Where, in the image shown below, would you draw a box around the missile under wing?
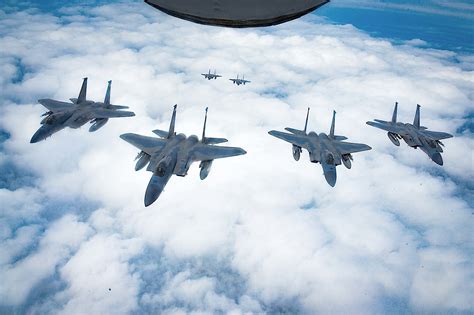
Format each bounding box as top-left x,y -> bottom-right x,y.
145,0 -> 330,28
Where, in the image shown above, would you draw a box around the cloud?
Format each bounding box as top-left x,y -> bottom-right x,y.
0,1 -> 473,314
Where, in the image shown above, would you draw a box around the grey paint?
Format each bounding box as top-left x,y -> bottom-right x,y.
30,78 -> 135,143
229,75 -> 251,86
269,108 -> 371,187
144,0 -> 330,28
366,102 -> 453,165
120,105 -> 246,206
202,69 -> 222,80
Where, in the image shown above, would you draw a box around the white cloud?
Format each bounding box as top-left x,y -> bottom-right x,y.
0,2 -> 472,314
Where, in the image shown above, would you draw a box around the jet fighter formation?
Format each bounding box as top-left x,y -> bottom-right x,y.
201,70 -> 251,86
30,78 -> 135,143
269,108 -> 372,186
120,105 -> 246,206
229,75 -> 251,86
201,70 -> 222,80
29,73 -> 454,206
367,103 -> 453,165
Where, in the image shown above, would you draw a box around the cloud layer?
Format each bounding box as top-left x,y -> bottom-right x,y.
0,2 -> 473,314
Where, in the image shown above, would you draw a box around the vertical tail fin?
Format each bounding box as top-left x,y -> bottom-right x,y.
329,110 -> 336,138
391,102 -> 398,123
214,70 -> 216,75
209,69 -> 211,75
413,104 -> 421,129
168,104 -> 177,138
304,107 -> 310,133
77,77 -> 88,104
104,80 -> 112,105
202,107 -> 208,141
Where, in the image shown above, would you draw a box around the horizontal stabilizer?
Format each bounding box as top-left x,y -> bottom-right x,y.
93,109 -> 135,118
204,137 -> 228,145
107,104 -> 129,110
420,130 -> 453,141
152,129 -> 169,138
333,135 -> 348,141
285,127 -> 306,135
374,119 -> 390,124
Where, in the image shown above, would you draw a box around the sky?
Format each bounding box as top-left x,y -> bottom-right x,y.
0,0 -> 473,314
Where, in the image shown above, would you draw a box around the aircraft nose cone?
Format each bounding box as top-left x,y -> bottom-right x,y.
431,152 -> 444,166
30,129 -> 46,143
324,171 -> 337,187
144,175 -> 165,207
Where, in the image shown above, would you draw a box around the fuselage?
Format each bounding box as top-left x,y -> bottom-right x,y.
387,122 -> 445,165
146,133 -> 200,177
290,132 -> 347,187
31,102 -> 111,143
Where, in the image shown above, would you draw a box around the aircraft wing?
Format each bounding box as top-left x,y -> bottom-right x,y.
92,109 -> 136,118
420,130 -> 453,140
366,121 -> 403,134
268,130 -> 310,149
120,133 -> 167,155
333,141 -> 372,155
191,144 -> 246,161
37,99 -> 73,112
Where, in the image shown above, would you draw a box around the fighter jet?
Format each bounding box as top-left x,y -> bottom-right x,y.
30,78 -> 135,143
120,105 -> 247,206
201,69 -> 222,80
229,75 -> 251,86
268,108 -> 372,187
144,0 -> 330,28
366,103 -> 453,165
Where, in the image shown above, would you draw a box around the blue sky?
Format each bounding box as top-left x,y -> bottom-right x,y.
0,1 -> 473,314
320,1 -> 474,54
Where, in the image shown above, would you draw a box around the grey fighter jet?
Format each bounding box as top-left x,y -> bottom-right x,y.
269,108 -> 372,187
120,105 -> 247,206
202,69 -> 222,80
144,0 -> 330,28
30,78 -> 135,143
366,103 -> 453,165
229,75 -> 251,86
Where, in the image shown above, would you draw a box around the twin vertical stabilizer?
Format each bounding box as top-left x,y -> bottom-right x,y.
77,77 -> 88,104
392,102 -> 398,123
414,104 -> 421,129
104,80 -> 112,105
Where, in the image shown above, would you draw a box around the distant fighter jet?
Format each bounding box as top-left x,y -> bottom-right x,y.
201,69 -> 222,80
144,0 -> 330,28
229,75 -> 251,86
366,103 -> 453,165
30,78 -> 135,143
120,105 -> 247,206
269,108 -> 372,187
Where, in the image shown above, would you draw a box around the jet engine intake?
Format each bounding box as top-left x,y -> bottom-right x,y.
387,132 -> 400,146
292,145 -> 302,161
199,160 -> 213,180
89,118 -> 109,132
342,154 -> 352,169
41,113 -> 57,125
135,151 -> 151,171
